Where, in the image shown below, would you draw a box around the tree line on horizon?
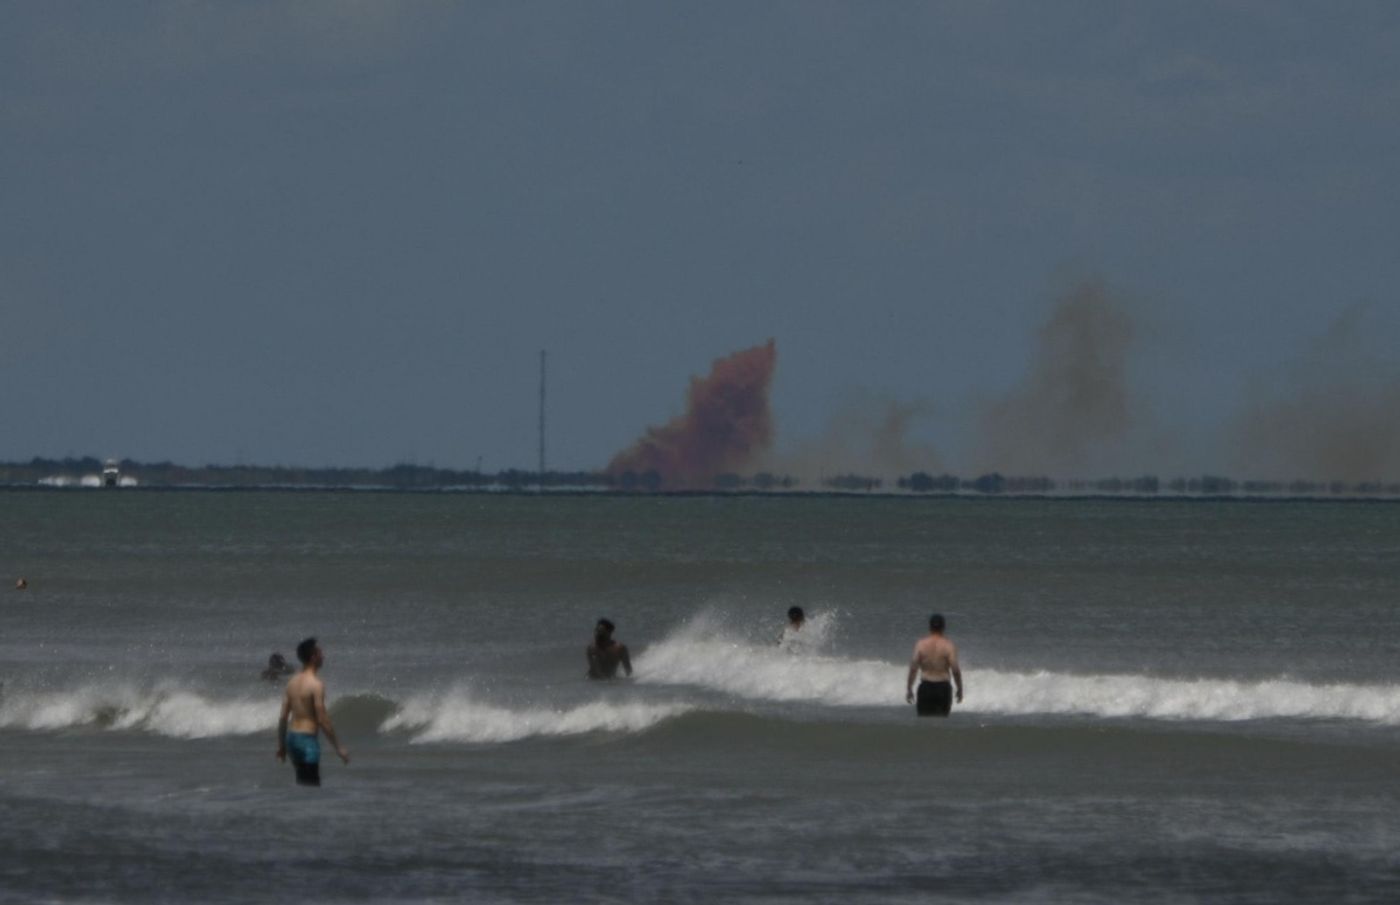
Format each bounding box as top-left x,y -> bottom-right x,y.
3,457 -> 1400,497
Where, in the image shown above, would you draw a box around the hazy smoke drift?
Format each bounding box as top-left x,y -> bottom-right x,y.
608,340 -> 777,487
765,391 -> 944,481
978,280 -> 1135,476
1231,305 -> 1400,481
868,398 -> 943,475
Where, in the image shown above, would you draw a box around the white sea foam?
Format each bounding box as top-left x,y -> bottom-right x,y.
634,617 -> 1400,725
972,670 -> 1400,724
638,638 -> 896,707
381,690 -> 692,744
776,609 -> 840,655
0,682 -> 691,744
0,685 -> 272,738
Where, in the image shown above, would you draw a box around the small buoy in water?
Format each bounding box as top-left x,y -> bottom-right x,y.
14,578 -> 27,590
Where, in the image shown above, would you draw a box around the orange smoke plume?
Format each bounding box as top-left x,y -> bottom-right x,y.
607,340 -> 777,488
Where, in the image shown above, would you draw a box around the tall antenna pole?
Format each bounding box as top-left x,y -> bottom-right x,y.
537,349 -> 547,486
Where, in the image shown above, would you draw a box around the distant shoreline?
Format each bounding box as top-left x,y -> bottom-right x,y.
4,457 -> 1397,501
3,483 -> 1399,504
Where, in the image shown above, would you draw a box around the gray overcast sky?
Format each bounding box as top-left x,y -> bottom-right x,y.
4,1 -> 1399,475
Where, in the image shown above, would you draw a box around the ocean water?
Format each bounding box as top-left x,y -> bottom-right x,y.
1,491 -> 1398,903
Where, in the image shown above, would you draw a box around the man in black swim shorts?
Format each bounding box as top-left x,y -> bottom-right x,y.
905,613 -> 963,717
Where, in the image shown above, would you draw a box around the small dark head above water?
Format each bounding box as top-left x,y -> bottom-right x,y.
261,651 -> 295,682
929,613 -> 946,633
587,619 -> 632,680
787,606 -> 805,627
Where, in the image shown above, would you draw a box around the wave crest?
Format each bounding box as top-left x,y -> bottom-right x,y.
381,691 -> 692,744
634,619 -> 1400,724
975,670 -> 1400,723
0,685 -> 272,738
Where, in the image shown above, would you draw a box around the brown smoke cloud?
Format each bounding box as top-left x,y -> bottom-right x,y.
607,340 -> 777,487
1229,305 -> 1400,481
976,279 -> 1137,476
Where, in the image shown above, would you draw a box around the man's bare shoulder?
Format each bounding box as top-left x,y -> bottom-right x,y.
916,635 -> 956,656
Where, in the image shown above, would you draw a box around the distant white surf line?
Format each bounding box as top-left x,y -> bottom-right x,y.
6,668 -> 1396,743
381,691 -> 693,744
0,685 -> 271,739
975,670 -> 1400,723
0,684 -> 695,744
634,636 -> 1400,725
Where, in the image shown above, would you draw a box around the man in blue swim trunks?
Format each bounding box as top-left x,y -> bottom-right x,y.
276,637 -> 350,786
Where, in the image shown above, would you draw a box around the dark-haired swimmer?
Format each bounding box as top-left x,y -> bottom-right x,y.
586,619 -> 632,679
905,613 -> 963,717
276,637 -> 349,786
260,652 -> 295,682
778,606 -> 805,650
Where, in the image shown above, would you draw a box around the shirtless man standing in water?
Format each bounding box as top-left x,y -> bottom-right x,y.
905,613 -> 964,717
586,619 -> 633,679
276,637 -> 349,786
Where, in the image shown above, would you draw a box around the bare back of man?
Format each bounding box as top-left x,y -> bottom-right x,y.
912,635 -> 957,682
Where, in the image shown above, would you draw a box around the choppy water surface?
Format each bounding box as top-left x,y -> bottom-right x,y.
1,491 -> 1398,903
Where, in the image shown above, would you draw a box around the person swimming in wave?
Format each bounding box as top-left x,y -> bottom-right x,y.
905,613 -> 963,717
276,637 -> 349,786
586,618 -> 633,679
14,578 -> 27,591
261,652 -> 295,682
777,606 -> 806,652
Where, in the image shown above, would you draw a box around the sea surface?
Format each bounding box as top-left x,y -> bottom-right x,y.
1,490 -> 1398,903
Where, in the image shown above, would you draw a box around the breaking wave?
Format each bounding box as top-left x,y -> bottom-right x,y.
4,633 -> 1398,744
381,690 -> 693,744
0,687 -> 394,739
0,683 -> 693,744
0,685 -> 272,739
974,670 -> 1400,723
634,615 -> 1400,725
